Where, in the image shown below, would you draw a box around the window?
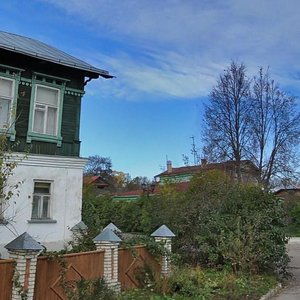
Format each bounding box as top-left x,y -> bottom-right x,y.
33,85 -> 59,136
0,77 -> 14,129
31,182 -> 51,219
27,75 -> 65,146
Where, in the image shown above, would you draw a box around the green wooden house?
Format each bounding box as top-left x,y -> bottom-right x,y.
0,31 -> 112,257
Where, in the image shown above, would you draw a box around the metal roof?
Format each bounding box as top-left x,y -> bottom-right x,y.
0,31 -> 112,78
93,228 -> 122,243
5,232 -> 44,251
151,225 -> 175,238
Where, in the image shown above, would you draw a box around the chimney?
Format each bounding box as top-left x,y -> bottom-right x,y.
201,158 -> 207,166
167,160 -> 172,173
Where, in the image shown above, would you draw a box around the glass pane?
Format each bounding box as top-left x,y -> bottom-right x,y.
33,108 -> 45,133
42,196 -> 49,218
0,78 -> 13,98
46,107 -> 57,135
32,196 -> 40,219
36,86 -> 58,106
34,182 -> 50,194
0,98 -> 10,127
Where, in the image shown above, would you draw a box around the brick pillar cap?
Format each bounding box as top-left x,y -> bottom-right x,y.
103,222 -> 122,233
71,221 -> 88,231
93,228 -> 122,242
5,232 -> 44,251
151,225 -> 175,238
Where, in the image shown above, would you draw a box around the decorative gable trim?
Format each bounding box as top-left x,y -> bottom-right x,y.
65,88 -> 85,97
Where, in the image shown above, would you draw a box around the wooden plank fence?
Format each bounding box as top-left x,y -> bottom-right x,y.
118,245 -> 161,290
0,259 -> 15,300
0,246 -> 161,300
33,250 -> 104,300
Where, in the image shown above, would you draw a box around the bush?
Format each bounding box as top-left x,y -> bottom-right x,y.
66,278 -> 117,300
171,171 -> 289,274
165,267 -> 277,299
81,170 -> 289,275
118,267 -> 277,300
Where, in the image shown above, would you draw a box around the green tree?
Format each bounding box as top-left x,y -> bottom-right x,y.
173,171 -> 288,274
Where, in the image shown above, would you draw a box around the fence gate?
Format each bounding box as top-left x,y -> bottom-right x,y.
118,245 -> 161,290
33,250 -> 104,300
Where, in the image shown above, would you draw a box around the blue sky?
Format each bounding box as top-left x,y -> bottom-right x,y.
1,0 -> 300,178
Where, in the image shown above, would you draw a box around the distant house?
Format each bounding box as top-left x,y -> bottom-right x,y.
274,187 -> 300,200
113,159 -> 259,201
83,175 -> 110,195
155,159 -> 259,186
0,31 -> 112,257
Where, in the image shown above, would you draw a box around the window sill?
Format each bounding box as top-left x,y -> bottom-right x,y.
28,219 -> 57,224
26,132 -> 62,147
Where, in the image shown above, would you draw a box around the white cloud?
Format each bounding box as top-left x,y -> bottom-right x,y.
41,0 -> 300,99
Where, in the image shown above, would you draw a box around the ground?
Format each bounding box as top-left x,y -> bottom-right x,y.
273,238 -> 300,299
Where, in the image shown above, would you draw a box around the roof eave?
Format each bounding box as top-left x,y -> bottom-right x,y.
0,45 -> 114,79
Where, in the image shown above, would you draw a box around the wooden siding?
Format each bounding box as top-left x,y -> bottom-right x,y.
0,259 -> 15,300
1,48 -> 85,157
13,92 -> 82,157
33,250 -> 104,300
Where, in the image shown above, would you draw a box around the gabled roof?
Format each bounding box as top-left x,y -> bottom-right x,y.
83,175 -> 109,187
274,187 -> 300,195
0,31 -> 112,78
156,160 -> 258,178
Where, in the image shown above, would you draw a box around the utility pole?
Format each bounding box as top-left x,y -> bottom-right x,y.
190,136 -> 198,165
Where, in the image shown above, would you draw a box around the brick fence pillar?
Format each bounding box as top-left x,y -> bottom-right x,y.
151,225 -> 175,277
5,232 -> 43,300
93,227 -> 122,292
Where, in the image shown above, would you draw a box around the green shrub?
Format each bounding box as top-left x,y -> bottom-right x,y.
66,278 -> 117,300
171,171 -> 289,274
81,170 -> 289,275
119,267 -> 277,300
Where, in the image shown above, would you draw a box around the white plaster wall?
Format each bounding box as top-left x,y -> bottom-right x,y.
0,153 -> 87,258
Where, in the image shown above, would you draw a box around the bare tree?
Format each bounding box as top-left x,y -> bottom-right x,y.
249,68 -> 300,187
203,61 -> 252,182
203,62 -> 300,187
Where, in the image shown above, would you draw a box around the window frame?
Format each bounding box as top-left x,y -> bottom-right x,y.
27,73 -> 66,147
31,180 -> 53,220
0,64 -> 23,141
32,84 -> 60,136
